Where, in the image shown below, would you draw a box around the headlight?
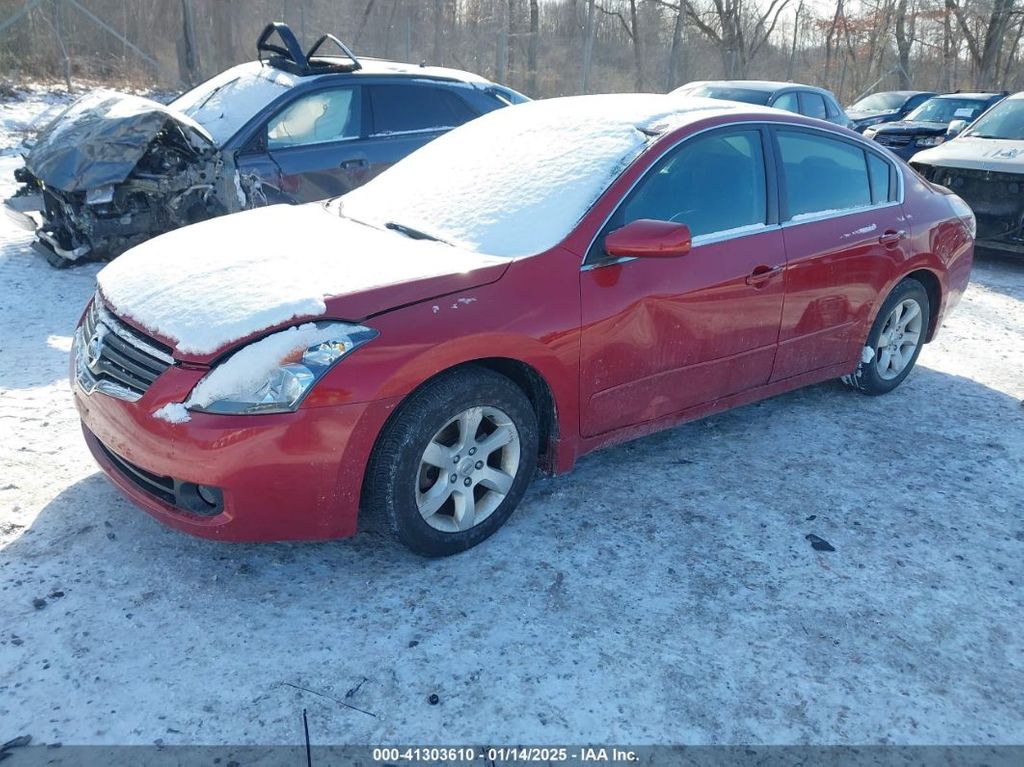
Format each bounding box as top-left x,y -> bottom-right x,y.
947,193 -> 977,239
916,136 -> 945,147
188,322 -> 377,415
864,128 -> 878,138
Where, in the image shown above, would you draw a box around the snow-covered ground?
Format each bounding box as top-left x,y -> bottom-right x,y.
0,89 -> 1022,747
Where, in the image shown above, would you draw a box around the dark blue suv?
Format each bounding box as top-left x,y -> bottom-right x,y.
862,92 -> 1006,160
6,23 -> 526,266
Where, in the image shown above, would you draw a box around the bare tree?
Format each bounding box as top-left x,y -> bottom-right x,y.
946,0 -> 1022,88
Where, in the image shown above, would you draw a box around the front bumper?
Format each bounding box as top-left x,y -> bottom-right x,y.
73,362 -> 397,542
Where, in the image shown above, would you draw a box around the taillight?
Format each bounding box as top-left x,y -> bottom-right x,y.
947,193 -> 976,239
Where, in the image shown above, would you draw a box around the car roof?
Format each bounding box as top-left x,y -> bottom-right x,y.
223,59 -> 495,90
691,80 -> 830,94
931,92 -> 1004,100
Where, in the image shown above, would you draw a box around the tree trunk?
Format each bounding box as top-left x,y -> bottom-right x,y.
527,0 -> 539,95
177,0 -> 200,87
581,0 -> 596,94
629,0 -> 644,91
665,2 -> 686,90
894,0 -> 912,89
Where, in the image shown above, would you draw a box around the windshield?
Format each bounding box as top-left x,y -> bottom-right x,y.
906,97 -> 990,124
850,93 -> 905,112
964,98 -> 1024,139
337,94 -> 724,258
170,65 -> 293,145
689,86 -> 771,106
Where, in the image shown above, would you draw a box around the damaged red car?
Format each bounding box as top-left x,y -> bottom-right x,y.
72,94 -> 974,556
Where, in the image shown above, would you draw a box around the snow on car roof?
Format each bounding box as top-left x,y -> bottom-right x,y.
339,94 -> 759,258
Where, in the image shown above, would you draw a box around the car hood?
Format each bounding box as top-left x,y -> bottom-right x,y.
872,120 -> 947,135
849,109 -> 897,121
25,90 -> 215,193
911,136 -> 1024,172
96,203 -> 511,363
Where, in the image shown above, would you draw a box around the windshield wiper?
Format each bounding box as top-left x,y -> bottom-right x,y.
385,221 -> 446,243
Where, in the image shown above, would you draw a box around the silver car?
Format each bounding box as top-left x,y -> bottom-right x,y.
672,80 -> 853,129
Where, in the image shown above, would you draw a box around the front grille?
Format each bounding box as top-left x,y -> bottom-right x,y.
876,134 -> 912,147
95,436 -> 224,517
76,296 -> 174,401
917,165 -> 1024,242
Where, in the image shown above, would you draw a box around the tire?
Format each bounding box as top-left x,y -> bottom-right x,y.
363,366 -> 538,557
844,278 -> 930,395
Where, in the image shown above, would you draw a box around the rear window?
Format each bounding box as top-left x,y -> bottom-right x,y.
690,86 -> 772,106
369,85 -> 477,136
778,130 -> 871,219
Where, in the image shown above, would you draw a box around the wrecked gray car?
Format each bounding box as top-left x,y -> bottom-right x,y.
4,22 -> 520,267
7,91 -> 238,265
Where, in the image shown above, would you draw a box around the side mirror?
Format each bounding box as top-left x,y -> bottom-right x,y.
947,119 -> 968,138
604,219 -> 692,259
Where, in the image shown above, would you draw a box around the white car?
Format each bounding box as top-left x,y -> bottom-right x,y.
911,92 -> 1024,256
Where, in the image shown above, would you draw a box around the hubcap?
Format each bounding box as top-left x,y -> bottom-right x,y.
415,406 -> 520,533
875,298 -> 923,380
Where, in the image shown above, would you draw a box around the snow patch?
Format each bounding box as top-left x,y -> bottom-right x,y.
46,334 -> 73,353
841,223 -> 878,239
153,403 -> 191,424
861,345 -> 876,363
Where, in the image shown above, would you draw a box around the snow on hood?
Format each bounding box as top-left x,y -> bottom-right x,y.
912,135 -> 1024,172
97,203 -> 506,356
339,94 -> 751,258
25,90 -> 213,192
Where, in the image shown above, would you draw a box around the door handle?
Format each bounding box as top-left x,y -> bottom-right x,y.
878,229 -> 906,247
746,264 -> 784,286
339,158 -> 369,170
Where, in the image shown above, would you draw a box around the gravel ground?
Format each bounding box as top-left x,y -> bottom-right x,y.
0,92 -> 1022,747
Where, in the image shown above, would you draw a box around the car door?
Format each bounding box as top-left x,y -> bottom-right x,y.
358,83 -> 482,179
579,127 -> 786,437
238,85 -> 368,204
771,126 -> 908,381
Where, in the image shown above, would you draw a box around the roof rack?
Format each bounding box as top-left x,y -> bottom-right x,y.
257,22 -> 362,76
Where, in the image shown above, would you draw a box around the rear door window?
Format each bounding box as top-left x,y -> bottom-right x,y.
772,92 -> 799,114
799,92 -> 828,120
369,85 -> 477,136
777,130 -> 872,219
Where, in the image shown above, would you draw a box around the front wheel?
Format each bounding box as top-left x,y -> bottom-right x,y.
845,278 -> 930,395
363,366 -> 538,557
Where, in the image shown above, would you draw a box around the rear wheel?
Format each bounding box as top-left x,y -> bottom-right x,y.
364,367 -> 538,557
844,278 -> 930,395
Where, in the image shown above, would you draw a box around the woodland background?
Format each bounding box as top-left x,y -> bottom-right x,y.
1,0 -> 1023,105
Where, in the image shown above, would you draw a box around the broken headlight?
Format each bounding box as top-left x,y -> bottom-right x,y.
190,322 -> 378,415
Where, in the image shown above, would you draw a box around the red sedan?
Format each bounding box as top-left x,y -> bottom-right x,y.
72,95 -> 974,556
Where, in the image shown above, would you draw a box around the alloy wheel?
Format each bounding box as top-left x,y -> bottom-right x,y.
415,406 -> 520,533
876,298 -> 923,380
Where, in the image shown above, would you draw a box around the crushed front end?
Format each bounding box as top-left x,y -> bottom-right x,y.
913,162 -> 1024,256
4,90 -> 246,267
